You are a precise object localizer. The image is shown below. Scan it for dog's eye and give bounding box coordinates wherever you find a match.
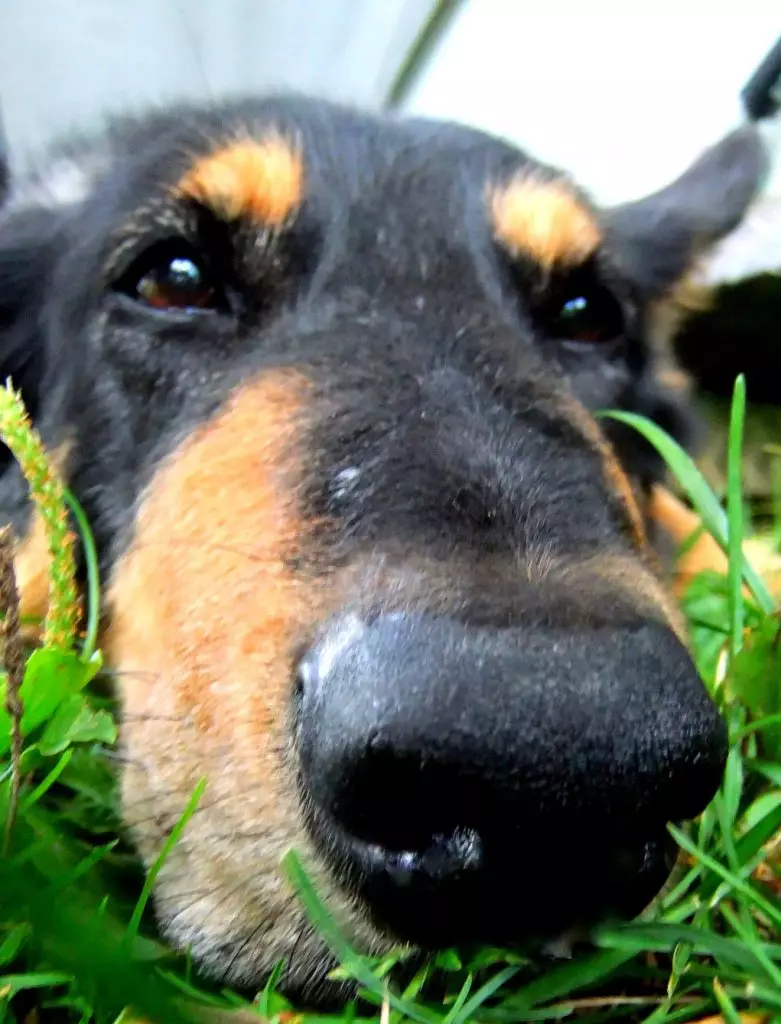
[535,272,626,348]
[138,256,214,311]
[115,241,224,312]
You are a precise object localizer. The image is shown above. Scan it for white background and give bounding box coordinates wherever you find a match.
[0,1,778,207]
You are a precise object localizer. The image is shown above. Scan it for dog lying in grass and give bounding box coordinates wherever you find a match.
[0,95,767,1003]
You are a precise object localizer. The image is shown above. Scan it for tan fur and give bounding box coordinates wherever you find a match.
[686,1015,767,1024]
[175,136,304,227]
[651,487,781,603]
[650,486,730,597]
[559,551,688,645]
[489,176,602,270]
[646,270,712,357]
[559,394,649,553]
[104,370,385,988]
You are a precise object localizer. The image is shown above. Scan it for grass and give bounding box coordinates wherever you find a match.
[0,374,779,1024]
[384,0,466,108]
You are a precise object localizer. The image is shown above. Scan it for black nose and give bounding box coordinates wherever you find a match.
[296,611,727,948]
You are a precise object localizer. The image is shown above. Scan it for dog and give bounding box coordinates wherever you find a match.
[0,94,767,1003]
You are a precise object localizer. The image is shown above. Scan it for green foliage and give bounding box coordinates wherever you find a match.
[1,377,779,1023]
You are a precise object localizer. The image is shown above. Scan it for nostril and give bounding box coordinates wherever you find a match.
[293,658,310,707]
[295,612,368,710]
[361,825,484,885]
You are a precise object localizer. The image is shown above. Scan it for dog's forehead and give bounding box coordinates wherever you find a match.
[90,97,601,261]
[135,97,548,193]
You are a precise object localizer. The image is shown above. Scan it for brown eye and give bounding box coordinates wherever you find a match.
[116,241,224,313]
[535,268,626,348]
[138,255,213,310]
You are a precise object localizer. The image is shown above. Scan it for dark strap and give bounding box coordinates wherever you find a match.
[742,34,781,121]
[0,102,8,205]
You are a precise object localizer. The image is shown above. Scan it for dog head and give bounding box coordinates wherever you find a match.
[0,96,765,1000]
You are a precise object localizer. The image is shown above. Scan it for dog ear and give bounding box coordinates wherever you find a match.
[605,125,769,297]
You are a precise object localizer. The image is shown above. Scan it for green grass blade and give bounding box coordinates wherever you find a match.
[669,823,781,928]
[726,375,747,660]
[595,921,768,974]
[708,788,781,898]
[54,842,119,887]
[600,411,775,613]
[753,759,781,786]
[734,711,781,740]
[125,777,207,946]
[446,965,519,1024]
[719,902,781,987]
[718,746,744,836]
[712,978,742,1024]
[440,974,473,1024]
[741,982,781,1011]
[20,749,73,809]
[0,972,72,995]
[282,849,439,1024]
[640,998,712,1024]
[385,0,466,108]
[495,948,634,1011]
[64,491,101,663]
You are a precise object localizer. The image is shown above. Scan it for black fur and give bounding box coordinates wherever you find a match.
[675,272,781,403]
[0,95,766,998]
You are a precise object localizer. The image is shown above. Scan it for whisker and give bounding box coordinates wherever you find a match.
[92,667,165,684]
[165,873,255,931]
[119,712,190,723]
[221,914,275,980]
[127,537,287,565]
[280,918,313,995]
[116,748,288,775]
[120,783,294,827]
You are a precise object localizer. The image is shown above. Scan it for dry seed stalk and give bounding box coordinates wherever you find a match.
[0,524,24,849]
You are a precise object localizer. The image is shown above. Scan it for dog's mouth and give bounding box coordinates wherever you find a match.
[305,801,681,950]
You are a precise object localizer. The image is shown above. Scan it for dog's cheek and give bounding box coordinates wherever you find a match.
[102,370,383,986]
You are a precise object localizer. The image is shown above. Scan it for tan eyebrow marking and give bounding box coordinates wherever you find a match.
[489,176,602,270]
[174,135,304,226]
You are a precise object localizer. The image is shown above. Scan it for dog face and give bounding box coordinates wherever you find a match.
[0,96,765,999]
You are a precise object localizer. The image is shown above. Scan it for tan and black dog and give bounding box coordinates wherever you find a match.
[0,95,767,1001]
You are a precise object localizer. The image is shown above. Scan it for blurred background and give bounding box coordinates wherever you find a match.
[0,0,778,205]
